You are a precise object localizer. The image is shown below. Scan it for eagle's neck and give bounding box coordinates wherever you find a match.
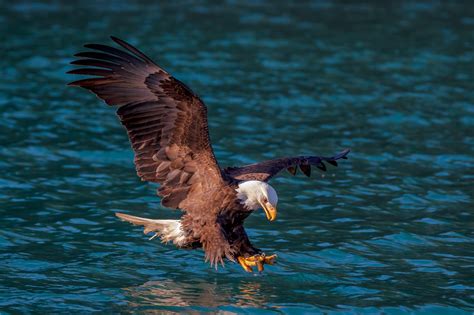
[235,180,266,210]
[236,192,260,210]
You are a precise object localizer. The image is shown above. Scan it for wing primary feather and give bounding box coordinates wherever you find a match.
[299,164,311,177]
[334,148,350,159]
[67,78,105,87]
[287,166,297,176]
[326,160,338,167]
[110,36,157,65]
[74,51,126,64]
[84,43,144,64]
[67,68,113,76]
[316,162,327,172]
[70,59,119,69]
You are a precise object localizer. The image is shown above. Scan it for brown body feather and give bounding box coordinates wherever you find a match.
[68,37,350,267]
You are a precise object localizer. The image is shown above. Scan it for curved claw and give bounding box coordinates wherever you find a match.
[238,256,253,272]
[238,254,278,273]
[263,254,277,265]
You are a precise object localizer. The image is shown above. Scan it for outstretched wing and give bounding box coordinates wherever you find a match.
[223,149,350,182]
[68,36,226,212]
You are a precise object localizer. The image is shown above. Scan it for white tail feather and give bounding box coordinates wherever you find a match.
[116,213,186,247]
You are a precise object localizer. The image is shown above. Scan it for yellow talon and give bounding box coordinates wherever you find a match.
[238,254,277,272]
[264,254,277,265]
[238,256,253,272]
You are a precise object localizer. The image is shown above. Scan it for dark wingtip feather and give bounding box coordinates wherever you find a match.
[67,80,84,86]
[70,59,119,69]
[110,36,156,65]
[83,42,145,64]
[340,148,350,158]
[317,162,327,172]
[299,164,311,177]
[331,148,350,160]
[110,36,129,47]
[67,78,101,87]
[287,166,297,176]
[327,160,338,167]
[73,51,125,64]
[67,68,112,76]
[73,52,101,59]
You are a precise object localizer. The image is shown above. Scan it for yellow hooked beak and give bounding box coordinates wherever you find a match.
[260,202,277,222]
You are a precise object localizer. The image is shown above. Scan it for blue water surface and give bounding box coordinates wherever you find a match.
[0,1,473,314]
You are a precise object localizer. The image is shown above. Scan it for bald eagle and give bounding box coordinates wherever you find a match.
[68,37,350,272]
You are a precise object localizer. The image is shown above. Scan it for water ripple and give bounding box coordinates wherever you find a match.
[1,1,473,313]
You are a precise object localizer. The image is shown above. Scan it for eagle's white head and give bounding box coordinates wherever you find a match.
[236,180,278,221]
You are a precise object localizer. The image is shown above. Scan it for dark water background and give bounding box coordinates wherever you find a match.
[1,1,473,313]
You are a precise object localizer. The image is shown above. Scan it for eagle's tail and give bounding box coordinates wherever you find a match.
[115,213,186,247]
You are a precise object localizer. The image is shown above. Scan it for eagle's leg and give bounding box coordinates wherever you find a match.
[238,256,254,272]
[238,254,277,272]
[232,226,277,272]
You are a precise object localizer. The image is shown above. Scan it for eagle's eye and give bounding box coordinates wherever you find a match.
[262,197,268,203]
